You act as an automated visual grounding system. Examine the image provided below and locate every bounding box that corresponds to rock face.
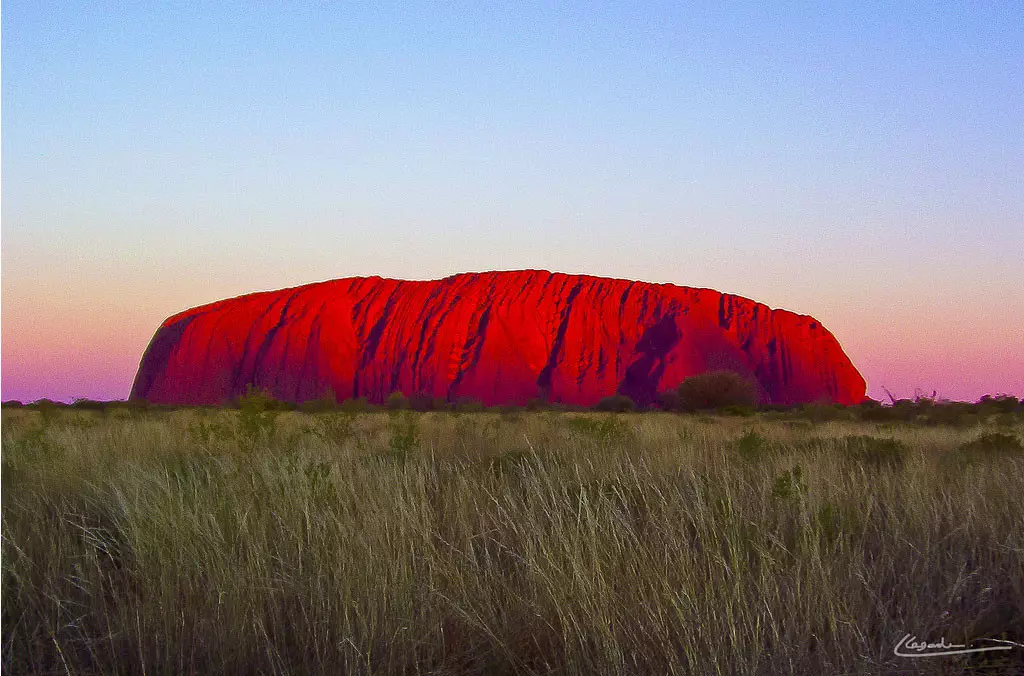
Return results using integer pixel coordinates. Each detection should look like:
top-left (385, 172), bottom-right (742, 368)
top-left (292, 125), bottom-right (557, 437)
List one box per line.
top-left (131, 271), bottom-right (866, 407)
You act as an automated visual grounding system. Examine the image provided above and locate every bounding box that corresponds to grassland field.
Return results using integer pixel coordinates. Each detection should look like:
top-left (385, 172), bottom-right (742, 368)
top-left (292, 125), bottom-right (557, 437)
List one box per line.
top-left (2, 403), bottom-right (1023, 675)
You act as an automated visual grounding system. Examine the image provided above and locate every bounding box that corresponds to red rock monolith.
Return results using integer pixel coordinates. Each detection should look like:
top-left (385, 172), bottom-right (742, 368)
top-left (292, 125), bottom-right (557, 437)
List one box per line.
top-left (131, 270), bottom-right (866, 407)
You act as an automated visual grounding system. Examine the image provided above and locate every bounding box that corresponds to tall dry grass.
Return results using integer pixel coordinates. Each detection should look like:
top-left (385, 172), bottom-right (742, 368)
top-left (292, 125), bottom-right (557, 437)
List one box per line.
top-left (2, 408), bottom-right (1023, 674)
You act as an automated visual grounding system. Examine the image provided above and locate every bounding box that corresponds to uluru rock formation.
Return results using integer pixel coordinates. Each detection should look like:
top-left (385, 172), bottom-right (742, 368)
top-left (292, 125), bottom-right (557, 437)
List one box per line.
top-left (131, 270), bottom-right (866, 407)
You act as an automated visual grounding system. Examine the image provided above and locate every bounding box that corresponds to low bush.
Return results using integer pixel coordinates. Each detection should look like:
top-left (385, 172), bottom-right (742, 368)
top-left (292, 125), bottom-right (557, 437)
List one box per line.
top-left (977, 395), bottom-right (1022, 415)
top-left (719, 404), bottom-right (756, 417)
top-left (655, 389), bottom-right (679, 411)
top-left (309, 412), bottom-right (357, 446)
top-left (566, 416), bottom-right (630, 444)
top-left (736, 429), bottom-right (768, 460)
top-left (408, 393), bottom-right (448, 412)
top-left (851, 397), bottom-right (1022, 426)
top-left (298, 395), bottom-right (339, 413)
top-left (921, 402), bottom-right (980, 427)
top-left (594, 395), bottom-right (636, 412)
top-left (943, 432), bottom-right (1022, 470)
top-left (797, 403), bottom-right (853, 422)
top-left (675, 370), bottom-right (760, 411)
top-left (526, 398), bottom-right (553, 411)
top-left (385, 413), bottom-right (419, 461)
top-left (853, 400), bottom-right (896, 422)
top-left (234, 385), bottom-right (281, 452)
top-left (771, 464), bottom-right (807, 503)
top-left (111, 398), bottom-right (154, 412)
top-left (69, 398), bottom-right (110, 412)
top-left (386, 391), bottom-right (410, 411)
top-left (338, 397), bottom-right (375, 413)
top-left (957, 431), bottom-right (1023, 456)
top-left (842, 435), bottom-right (909, 469)
top-left (454, 398), bottom-right (486, 413)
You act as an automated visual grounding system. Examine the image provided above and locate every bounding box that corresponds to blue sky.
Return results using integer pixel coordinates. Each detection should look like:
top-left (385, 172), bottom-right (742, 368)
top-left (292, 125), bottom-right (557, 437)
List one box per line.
top-left (3, 1), bottom-right (1023, 401)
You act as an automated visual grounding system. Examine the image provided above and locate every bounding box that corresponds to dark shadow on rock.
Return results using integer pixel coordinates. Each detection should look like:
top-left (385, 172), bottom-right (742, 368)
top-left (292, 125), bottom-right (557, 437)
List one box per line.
top-left (618, 314), bottom-right (681, 406)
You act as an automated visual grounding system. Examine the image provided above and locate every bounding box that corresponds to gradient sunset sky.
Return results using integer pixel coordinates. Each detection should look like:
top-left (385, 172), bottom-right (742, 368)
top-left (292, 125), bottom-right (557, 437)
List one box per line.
top-left (3, 1), bottom-right (1022, 403)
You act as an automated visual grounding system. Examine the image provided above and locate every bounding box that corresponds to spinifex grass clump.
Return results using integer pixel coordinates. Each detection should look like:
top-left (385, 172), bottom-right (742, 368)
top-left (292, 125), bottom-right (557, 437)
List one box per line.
top-left (234, 385), bottom-right (281, 452)
top-left (842, 434), bottom-right (909, 469)
top-left (3, 408), bottom-right (1023, 675)
top-left (947, 431), bottom-right (1024, 469)
top-left (594, 394), bottom-right (636, 412)
top-left (736, 429), bottom-right (769, 460)
top-left (958, 431), bottom-right (1023, 455)
top-left (565, 415), bottom-right (630, 445)
top-left (384, 411), bottom-right (420, 461)
top-left (308, 411), bottom-right (357, 446)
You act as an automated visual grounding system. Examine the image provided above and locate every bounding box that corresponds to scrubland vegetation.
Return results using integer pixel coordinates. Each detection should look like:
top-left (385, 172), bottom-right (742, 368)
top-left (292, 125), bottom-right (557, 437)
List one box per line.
top-left (3, 392), bottom-right (1023, 674)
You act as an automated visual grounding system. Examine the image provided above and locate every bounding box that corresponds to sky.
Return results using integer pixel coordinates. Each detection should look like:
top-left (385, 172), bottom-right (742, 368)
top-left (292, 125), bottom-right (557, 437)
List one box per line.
top-left (2, 1), bottom-right (1022, 403)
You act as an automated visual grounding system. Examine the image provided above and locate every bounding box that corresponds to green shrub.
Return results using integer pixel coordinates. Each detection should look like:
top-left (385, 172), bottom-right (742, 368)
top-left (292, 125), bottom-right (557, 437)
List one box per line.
top-left (31, 399), bottom-right (63, 423)
top-left (298, 390), bottom-right (339, 413)
top-left (454, 398), bottom-right (486, 413)
top-left (995, 412), bottom-right (1020, 428)
top-left (977, 395), bottom-right (1021, 415)
top-left (386, 391), bottom-right (410, 411)
top-left (736, 429), bottom-right (768, 460)
top-left (814, 501), bottom-right (861, 545)
top-left (957, 432), bottom-right (1023, 456)
top-left (115, 398), bottom-right (153, 412)
top-left (488, 450), bottom-right (537, 477)
top-left (14, 419), bottom-right (55, 459)
top-left (797, 403), bottom-right (852, 422)
top-left (922, 402), bottom-right (980, 427)
top-left (854, 401), bottom-right (896, 422)
top-left (851, 397), bottom-right (1018, 427)
top-left (310, 412), bottom-right (356, 446)
top-left (891, 399), bottom-right (920, 421)
top-left (408, 393), bottom-right (447, 412)
top-left (187, 416), bottom-right (231, 449)
top-left (595, 395), bottom-right (636, 413)
top-left (655, 389), bottom-right (680, 411)
top-left (567, 416), bottom-right (629, 444)
top-left (69, 398), bottom-right (110, 412)
top-left (842, 435), bottom-right (908, 469)
top-left (772, 464), bottom-right (807, 503)
top-left (526, 398), bottom-right (552, 411)
top-left (675, 371), bottom-right (760, 412)
top-left (338, 397), bottom-right (375, 413)
top-left (385, 413), bottom-right (419, 461)
top-left (943, 432), bottom-right (1022, 470)
top-left (234, 385), bottom-right (280, 452)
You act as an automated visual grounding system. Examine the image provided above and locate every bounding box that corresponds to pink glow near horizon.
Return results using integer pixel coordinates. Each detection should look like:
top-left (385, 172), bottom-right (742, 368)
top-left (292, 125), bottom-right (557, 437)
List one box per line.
top-left (3, 329), bottom-right (148, 404)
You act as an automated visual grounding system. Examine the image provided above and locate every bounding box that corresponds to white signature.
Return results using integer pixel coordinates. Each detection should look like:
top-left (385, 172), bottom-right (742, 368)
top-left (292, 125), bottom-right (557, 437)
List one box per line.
top-left (894, 633), bottom-right (1024, 658)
